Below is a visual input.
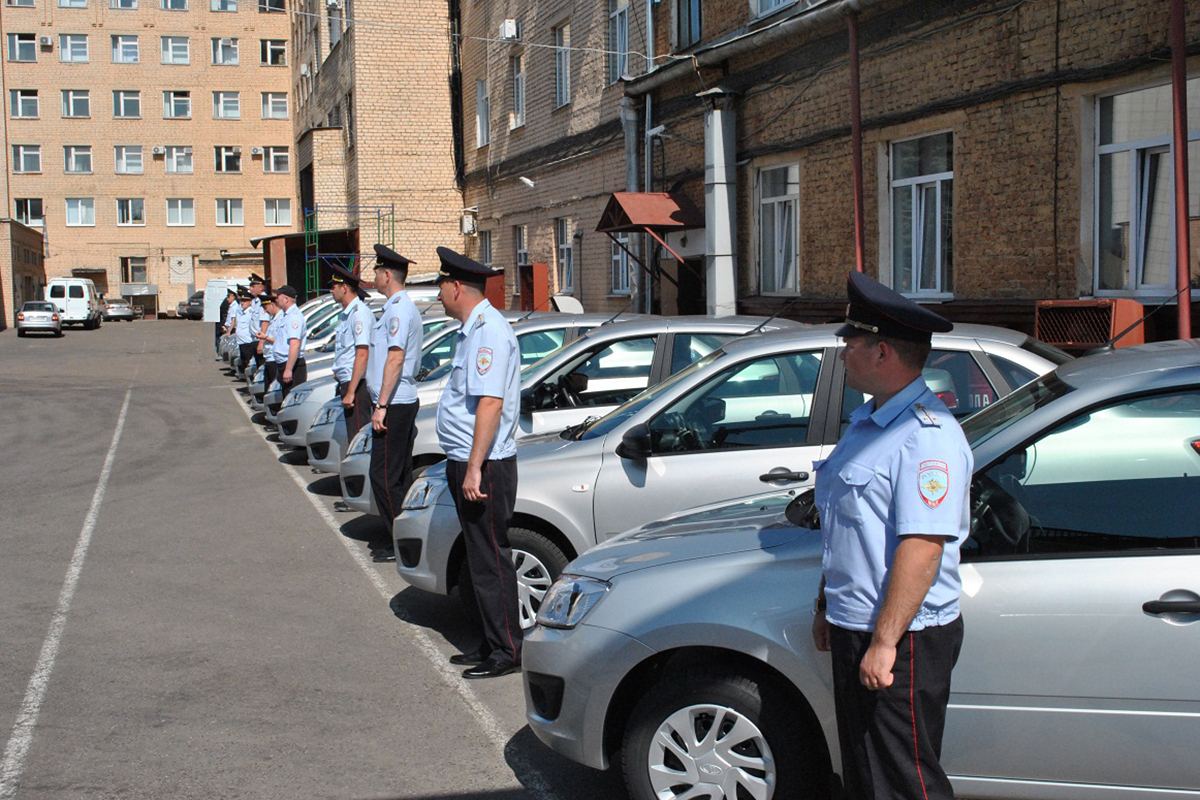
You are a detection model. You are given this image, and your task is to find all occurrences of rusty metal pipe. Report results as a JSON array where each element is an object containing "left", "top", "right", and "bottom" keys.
[
  {"left": 849, "top": 12, "right": 865, "bottom": 273},
  {"left": 1171, "top": 0, "right": 1193, "bottom": 338}
]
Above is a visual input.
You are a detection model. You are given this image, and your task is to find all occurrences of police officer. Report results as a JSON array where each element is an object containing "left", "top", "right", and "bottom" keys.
[
  {"left": 811, "top": 270, "right": 971, "bottom": 800},
  {"left": 329, "top": 263, "right": 373, "bottom": 445},
  {"left": 365, "top": 245, "right": 423, "bottom": 563},
  {"left": 232, "top": 290, "right": 256, "bottom": 377},
  {"left": 248, "top": 273, "right": 269, "bottom": 371},
  {"left": 434, "top": 247, "right": 522, "bottom": 680},
  {"left": 256, "top": 292, "right": 281, "bottom": 391},
  {"left": 272, "top": 285, "right": 307, "bottom": 400},
  {"left": 217, "top": 287, "right": 235, "bottom": 357}
]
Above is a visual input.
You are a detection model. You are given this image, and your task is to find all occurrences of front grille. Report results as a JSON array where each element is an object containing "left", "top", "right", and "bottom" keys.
[
  {"left": 311, "top": 442, "right": 330, "bottom": 460},
  {"left": 344, "top": 475, "right": 365, "bottom": 498},
  {"left": 527, "top": 672, "right": 565, "bottom": 721},
  {"left": 396, "top": 538, "right": 423, "bottom": 568}
]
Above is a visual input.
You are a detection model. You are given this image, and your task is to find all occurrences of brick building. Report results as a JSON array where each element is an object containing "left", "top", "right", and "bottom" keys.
[
  {"left": 0, "top": 219, "right": 47, "bottom": 329},
  {"left": 617, "top": 0, "right": 1200, "bottom": 338},
  {"left": 0, "top": 0, "right": 295, "bottom": 316}
]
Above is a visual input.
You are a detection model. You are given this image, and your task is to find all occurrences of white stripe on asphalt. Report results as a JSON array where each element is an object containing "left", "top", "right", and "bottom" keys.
[
  {"left": 0, "top": 389, "right": 133, "bottom": 800},
  {"left": 230, "top": 388, "right": 558, "bottom": 800}
]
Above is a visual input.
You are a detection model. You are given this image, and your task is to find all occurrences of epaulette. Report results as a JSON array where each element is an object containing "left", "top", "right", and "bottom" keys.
[{"left": 910, "top": 402, "right": 942, "bottom": 427}]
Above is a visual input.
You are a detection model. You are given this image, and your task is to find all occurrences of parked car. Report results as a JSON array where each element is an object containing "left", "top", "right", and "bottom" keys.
[
  {"left": 393, "top": 323, "right": 1068, "bottom": 629},
  {"left": 16, "top": 301, "right": 63, "bottom": 337},
  {"left": 46, "top": 277, "right": 102, "bottom": 329},
  {"left": 521, "top": 338, "right": 1200, "bottom": 800},
  {"left": 177, "top": 291, "right": 206, "bottom": 320},
  {"left": 101, "top": 298, "right": 136, "bottom": 321}
]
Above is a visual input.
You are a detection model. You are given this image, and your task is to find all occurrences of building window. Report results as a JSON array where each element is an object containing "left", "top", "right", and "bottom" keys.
[
  {"left": 264, "top": 198, "right": 290, "bottom": 226},
  {"left": 10, "top": 89, "right": 38, "bottom": 119},
  {"left": 216, "top": 198, "right": 243, "bottom": 226},
  {"left": 62, "top": 89, "right": 89, "bottom": 117},
  {"left": 213, "top": 91, "right": 240, "bottom": 119},
  {"left": 113, "top": 90, "right": 141, "bottom": 118},
  {"left": 121, "top": 256, "right": 147, "bottom": 282},
  {"left": 111, "top": 35, "right": 138, "bottom": 63},
  {"left": 475, "top": 80, "right": 490, "bottom": 148},
  {"left": 60, "top": 0, "right": 86, "bottom": 6},
  {"left": 15, "top": 198, "right": 44, "bottom": 227},
  {"left": 210, "top": 0, "right": 235, "bottom": 9},
  {"left": 756, "top": 0, "right": 794, "bottom": 16},
  {"left": 8, "top": 34, "right": 37, "bottom": 62},
  {"left": 1095, "top": 80, "right": 1200, "bottom": 294},
  {"left": 556, "top": 218, "right": 575, "bottom": 293},
  {"left": 8, "top": 0, "right": 35, "bottom": 6},
  {"left": 608, "top": 0, "right": 628, "bottom": 84},
  {"left": 328, "top": 3, "right": 342, "bottom": 48},
  {"left": 166, "top": 198, "right": 194, "bottom": 226},
  {"left": 264, "top": 146, "right": 289, "bottom": 173},
  {"left": 60, "top": 34, "right": 88, "bottom": 62},
  {"left": 165, "top": 145, "right": 192, "bottom": 173},
  {"left": 478, "top": 230, "right": 493, "bottom": 266},
  {"left": 115, "top": 145, "right": 143, "bottom": 174},
  {"left": 161, "top": 36, "right": 189, "bottom": 64},
  {"left": 164, "top": 90, "right": 191, "bottom": 119},
  {"left": 260, "top": 39, "right": 285, "bottom": 65},
  {"left": 554, "top": 25, "right": 570, "bottom": 108},
  {"left": 111, "top": 0, "right": 136, "bottom": 9},
  {"left": 510, "top": 52, "right": 525, "bottom": 129},
  {"left": 611, "top": 233, "right": 632, "bottom": 295},
  {"left": 64, "top": 145, "right": 92, "bottom": 173},
  {"left": 890, "top": 132, "right": 953, "bottom": 296},
  {"left": 116, "top": 198, "right": 145, "bottom": 226},
  {"left": 215, "top": 146, "right": 241, "bottom": 172},
  {"left": 257, "top": 0, "right": 283, "bottom": 11},
  {"left": 262, "top": 92, "right": 288, "bottom": 119},
  {"left": 12, "top": 144, "right": 40, "bottom": 173},
  {"left": 344, "top": 92, "right": 354, "bottom": 146},
  {"left": 160, "top": 0, "right": 187, "bottom": 8},
  {"left": 758, "top": 164, "right": 799, "bottom": 294},
  {"left": 515, "top": 224, "right": 529, "bottom": 268},
  {"left": 211, "top": 37, "right": 238, "bottom": 64},
  {"left": 676, "top": 0, "right": 701, "bottom": 50},
  {"left": 65, "top": 198, "right": 95, "bottom": 226}
]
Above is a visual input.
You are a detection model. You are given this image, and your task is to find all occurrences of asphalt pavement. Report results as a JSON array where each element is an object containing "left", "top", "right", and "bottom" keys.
[{"left": 0, "top": 319, "right": 624, "bottom": 799}]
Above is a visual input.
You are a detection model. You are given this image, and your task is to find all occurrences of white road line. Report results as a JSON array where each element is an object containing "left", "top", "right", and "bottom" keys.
[
  {"left": 230, "top": 388, "right": 558, "bottom": 800},
  {"left": 0, "top": 389, "right": 133, "bottom": 800}
]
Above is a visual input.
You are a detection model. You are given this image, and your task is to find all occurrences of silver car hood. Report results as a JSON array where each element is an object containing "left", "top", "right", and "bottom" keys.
[
  {"left": 566, "top": 492, "right": 813, "bottom": 581},
  {"left": 513, "top": 430, "right": 577, "bottom": 458}
]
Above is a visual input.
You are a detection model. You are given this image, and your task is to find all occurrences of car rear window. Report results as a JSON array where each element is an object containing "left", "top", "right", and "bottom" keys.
[
  {"left": 50, "top": 285, "right": 65, "bottom": 298},
  {"left": 961, "top": 373, "right": 1071, "bottom": 449},
  {"left": 24, "top": 302, "right": 54, "bottom": 311},
  {"left": 69, "top": 286, "right": 84, "bottom": 298}
]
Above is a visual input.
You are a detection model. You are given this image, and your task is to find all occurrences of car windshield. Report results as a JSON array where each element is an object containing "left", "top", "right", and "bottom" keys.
[
  {"left": 961, "top": 371, "right": 1072, "bottom": 449},
  {"left": 23, "top": 302, "right": 54, "bottom": 311},
  {"left": 573, "top": 350, "right": 726, "bottom": 441},
  {"left": 1021, "top": 336, "right": 1074, "bottom": 366}
]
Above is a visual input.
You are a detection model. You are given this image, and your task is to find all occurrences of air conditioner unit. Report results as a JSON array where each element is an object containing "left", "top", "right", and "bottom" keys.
[
  {"left": 151, "top": 146, "right": 165, "bottom": 155},
  {"left": 219, "top": 37, "right": 233, "bottom": 47},
  {"left": 230, "top": 146, "right": 242, "bottom": 154},
  {"left": 250, "top": 146, "right": 263, "bottom": 156},
  {"left": 326, "top": 0, "right": 341, "bottom": 8},
  {"left": 1035, "top": 298, "right": 1146, "bottom": 351},
  {"left": 499, "top": 19, "right": 520, "bottom": 40},
  {"left": 299, "top": 63, "right": 310, "bottom": 77},
  {"left": 39, "top": 36, "right": 52, "bottom": 48},
  {"left": 460, "top": 214, "right": 477, "bottom": 236}
]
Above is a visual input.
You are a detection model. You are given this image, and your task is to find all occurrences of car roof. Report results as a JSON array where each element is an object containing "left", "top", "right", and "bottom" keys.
[
  {"left": 568, "top": 315, "right": 804, "bottom": 339},
  {"left": 714, "top": 321, "right": 1046, "bottom": 359},
  {"left": 1055, "top": 338, "right": 1200, "bottom": 391}
]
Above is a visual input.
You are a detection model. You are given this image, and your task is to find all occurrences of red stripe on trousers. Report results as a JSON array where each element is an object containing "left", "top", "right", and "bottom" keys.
[{"left": 486, "top": 466, "right": 517, "bottom": 658}]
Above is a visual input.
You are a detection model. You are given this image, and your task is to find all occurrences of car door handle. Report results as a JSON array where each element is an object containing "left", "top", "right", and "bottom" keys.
[
  {"left": 759, "top": 469, "right": 809, "bottom": 483},
  {"left": 1142, "top": 600, "right": 1200, "bottom": 615}
]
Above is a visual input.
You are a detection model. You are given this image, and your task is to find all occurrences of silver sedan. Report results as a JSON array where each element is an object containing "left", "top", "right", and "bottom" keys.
[{"left": 16, "top": 301, "right": 63, "bottom": 337}]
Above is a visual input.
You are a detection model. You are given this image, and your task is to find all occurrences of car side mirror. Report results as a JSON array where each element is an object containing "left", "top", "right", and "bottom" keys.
[{"left": 615, "top": 423, "right": 652, "bottom": 461}]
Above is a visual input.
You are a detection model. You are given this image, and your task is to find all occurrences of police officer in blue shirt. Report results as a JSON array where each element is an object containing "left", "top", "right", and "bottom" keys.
[
  {"left": 232, "top": 290, "right": 255, "bottom": 375},
  {"left": 247, "top": 273, "right": 269, "bottom": 371},
  {"left": 811, "top": 270, "right": 971, "bottom": 800},
  {"left": 366, "top": 245, "right": 423, "bottom": 563},
  {"left": 272, "top": 285, "right": 307, "bottom": 400},
  {"left": 434, "top": 247, "right": 522, "bottom": 680},
  {"left": 256, "top": 292, "right": 281, "bottom": 391},
  {"left": 328, "top": 263, "right": 373, "bottom": 440}
]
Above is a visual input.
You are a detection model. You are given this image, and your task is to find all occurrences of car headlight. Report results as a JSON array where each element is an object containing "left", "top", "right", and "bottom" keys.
[
  {"left": 402, "top": 477, "right": 438, "bottom": 510},
  {"left": 535, "top": 576, "right": 610, "bottom": 629},
  {"left": 347, "top": 428, "right": 373, "bottom": 455},
  {"left": 281, "top": 389, "right": 311, "bottom": 409},
  {"left": 311, "top": 406, "right": 340, "bottom": 428}
]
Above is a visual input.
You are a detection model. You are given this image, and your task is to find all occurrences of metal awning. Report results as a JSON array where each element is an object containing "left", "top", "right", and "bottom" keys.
[
  {"left": 596, "top": 192, "right": 704, "bottom": 289},
  {"left": 249, "top": 226, "right": 357, "bottom": 248}
]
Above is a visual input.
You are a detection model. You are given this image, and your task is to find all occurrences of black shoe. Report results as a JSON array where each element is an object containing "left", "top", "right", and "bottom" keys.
[
  {"left": 462, "top": 658, "right": 520, "bottom": 679},
  {"left": 333, "top": 501, "right": 352, "bottom": 512},
  {"left": 449, "top": 651, "right": 487, "bottom": 667},
  {"left": 371, "top": 548, "right": 396, "bottom": 563}
]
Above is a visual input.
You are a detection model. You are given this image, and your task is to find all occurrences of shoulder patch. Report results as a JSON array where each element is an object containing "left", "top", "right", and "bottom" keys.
[
  {"left": 291, "top": 320, "right": 300, "bottom": 329},
  {"left": 476, "top": 347, "right": 493, "bottom": 375},
  {"left": 387, "top": 317, "right": 400, "bottom": 336},
  {"left": 918, "top": 459, "right": 950, "bottom": 508},
  {"left": 354, "top": 320, "right": 363, "bottom": 335},
  {"left": 911, "top": 402, "right": 942, "bottom": 427}
]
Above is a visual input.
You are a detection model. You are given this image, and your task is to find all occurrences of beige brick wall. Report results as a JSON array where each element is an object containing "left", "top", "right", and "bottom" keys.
[
  {"left": 1, "top": 0, "right": 295, "bottom": 313},
  {"left": 0, "top": 220, "right": 47, "bottom": 328}
]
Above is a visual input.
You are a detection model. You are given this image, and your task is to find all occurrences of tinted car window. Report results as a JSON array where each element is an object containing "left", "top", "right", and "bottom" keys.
[
  {"left": 966, "top": 390, "right": 1200, "bottom": 560},
  {"left": 420, "top": 330, "right": 458, "bottom": 376},
  {"left": 990, "top": 354, "right": 1039, "bottom": 391},
  {"left": 69, "top": 285, "right": 84, "bottom": 298},
  {"left": 648, "top": 351, "right": 823, "bottom": 453},
  {"left": 50, "top": 285, "right": 65, "bottom": 298},
  {"left": 518, "top": 328, "right": 566, "bottom": 367},
  {"left": 670, "top": 333, "right": 735, "bottom": 374}
]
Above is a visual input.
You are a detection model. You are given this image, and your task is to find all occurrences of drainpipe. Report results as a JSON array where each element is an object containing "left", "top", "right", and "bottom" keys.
[
  {"left": 701, "top": 87, "right": 737, "bottom": 317},
  {"left": 848, "top": 12, "right": 865, "bottom": 273},
  {"left": 1171, "top": 0, "right": 1193, "bottom": 338},
  {"left": 642, "top": 0, "right": 657, "bottom": 313},
  {"left": 620, "top": 96, "right": 644, "bottom": 311}
]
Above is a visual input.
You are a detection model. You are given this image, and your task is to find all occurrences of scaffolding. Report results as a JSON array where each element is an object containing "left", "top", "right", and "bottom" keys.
[{"left": 302, "top": 204, "right": 396, "bottom": 293}]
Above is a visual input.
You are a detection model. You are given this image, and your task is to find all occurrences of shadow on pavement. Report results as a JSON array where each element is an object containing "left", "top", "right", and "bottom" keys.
[
  {"left": 251, "top": 411, "right": 269, "bottom": 425},
  {"left": 307, "top": 474, "right": 343, "bottom": 496},
  {"left": 278, "top": 447, "right": 308, "bottom": 466},
  {"left": 389, "top": 588, "right": 480, "bottom": 655},
  {"left": 506, "top": 726, "right": 628, "bottom": 800}
]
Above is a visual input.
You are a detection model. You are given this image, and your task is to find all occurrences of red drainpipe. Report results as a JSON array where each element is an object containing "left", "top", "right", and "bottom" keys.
[
  {"left": 849, "top": 12, "right": 866, "bottom": 273},
  {"left": 1171, "top": 0, "right": 1193, "bottom": 338}
]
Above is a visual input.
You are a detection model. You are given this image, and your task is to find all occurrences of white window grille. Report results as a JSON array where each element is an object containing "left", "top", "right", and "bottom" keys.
[{"left": 890, "top": 132, "right": 953, "bottom": 296}]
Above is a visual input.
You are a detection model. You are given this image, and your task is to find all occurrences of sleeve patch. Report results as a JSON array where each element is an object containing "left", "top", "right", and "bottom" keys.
[
  {"left": 918, "top": 459, "right": 949, "bottom": 508},
  {"left": 476, "top": 347, "right": 493, "bottom": 374},
  {"left": 354, "top": 320, "right": 363, "bottom": 335},
  {"left": 387, "top": 317, "right": 400, "bottom": 336}
]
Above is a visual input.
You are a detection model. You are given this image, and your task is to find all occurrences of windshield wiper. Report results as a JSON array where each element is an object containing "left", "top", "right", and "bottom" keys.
[{"left": 561, "top": 415, "right": 601, "bottom": 440}]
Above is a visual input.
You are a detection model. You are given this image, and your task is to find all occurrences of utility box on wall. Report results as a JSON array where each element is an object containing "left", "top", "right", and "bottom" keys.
[
  {"left": 517, "top": 263, "right": 550, "bottom": 312},
  {"left": 1035, "top": 298, "right": 1145, "bottom": 351}
]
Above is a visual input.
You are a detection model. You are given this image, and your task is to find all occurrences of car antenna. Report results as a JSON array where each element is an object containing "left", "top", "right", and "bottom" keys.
[
  {"left": 1085, "top": 282, "right": 1192, "bottom": 356},
  {"left": 746, "top": 295, "right": 804, "bottom": 336},
  {"left": 602, "top": 296, "right": 635, "bottom": 326},
  {"left": 517, "top": 293, "right": 554, "bottom": 322}
]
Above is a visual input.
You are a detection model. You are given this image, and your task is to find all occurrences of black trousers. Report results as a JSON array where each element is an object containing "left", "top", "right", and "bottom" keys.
[
  {"left": 253, "top": 343, "right": 266, "bottom": 370},
  {"left": 214, "top": 322, "right": 222, "bottom": 351},
  {"left": 238, "top": 342, "right": 256, "bottom": 375},
  {"left": 263, "top": 361, "right": 277, "bottom": 395},
  {"left": 337, "top": 380, "right": 373, "bottom": 441},
  {"left": 446, "top": 458, "right": 522, "bottom": 665},
  {"left": 368, "top": 401, "right": 419, "bottom": 541},
  {"left": 279, "top": 358, "right": 307, "bottom": 401},
  {"left": 831, "top": 617, "right": 964, "bottom": 800}
]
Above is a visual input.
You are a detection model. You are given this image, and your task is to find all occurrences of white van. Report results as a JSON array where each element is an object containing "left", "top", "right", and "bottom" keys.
[{"left": 47, "top": 278, "right": 102, "bottom": 329}]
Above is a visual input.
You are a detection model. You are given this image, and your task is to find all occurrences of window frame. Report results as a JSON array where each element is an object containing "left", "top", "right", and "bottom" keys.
[
  {"left": 215, "top": 145, "right": 241, "bottom": 173},
  {"left": 260, "top": 38, "right": 286, "bottom": 65},
  {"left": 114, "top": 145, "right": 144, "bottom": 175},
  {"left": 15, "top": 198, "right": 44, "bottom": 227},
  {"left": 10, "top": 89, "right": 38, "bottom": 119},
  {"left": 8, "top": 33, "right": 37, "bottom": 62},
  {"left": 213, "top": 91, "right": 240, "bottom": 119},
  {"left": 556, "top": 218, "right": 575, "bottom": 294},
  {"left": 59, "top": 34, "right": 88, "bottom": 62},
  {"left": 165, "top": 145, "right": 193, "bottom": 174},
  {"left": 163, "top": 90, "right": 191, "bottom": 119},
  {"left": 264, "top": 145, "right": 289, "bottom": 173},
  {"left": 211, "top": 36, "right": 238, "bottom": 65},
  {"left": 607, "top": 0, "right": 628, "bottom": 85},
  {"left": 264, "top": 198, "right": 291, "bottom": 226},
  {"left": 12, "top": 144, "right": 40, "bottom": 173},
  {"left": 166, "top": 197, "right": 195, "bottom": 226},
  {"left": 757, "top": 162, "right": 801, "bottom": 295},
  {"left": 611, "top": 232, "right": 632, "bottom": 295},
  {"left": 161, "top": 35, "right": 190, "bottom": 64},
  {"left": 510, "top": 51, "right": 525, "bottom": 130},
  {"left": 478, "top": 230, "right": 493, "bottom": 267},
  {"left": 475, "top": 80, "right": 490, "bottom": 148},
  {"left": 65, "top": 197, "right": 95, "bottom": 226},
  {"left": 675, "top": 0, "right": 702, "bottom": 50},
  {"left": 261, "top": 92, "right": 288, "bottom": 119},
  {"left": 554, "top": 24, "right": 570, "bottom": 108},
  {"left": 112, "top": 89, "right": 141, "bottom": 119},
  {"left": 210, "top": 0, "right": 235, "bottom": 10},
  {"left": 116, "top": 197, "right": 146, "bottom": 226},
  {"left": 62, "top": 89, "right": 90, "bottom": 118},
  {"left": 64, "top": 144, "right": 92, "bottom": 174},
  {"left": 215, "top": 197, "right": 244, "bottom": 226},
  {"left": 111, "top": 34, "right": 139, "bottom": 63},
  {"left": 888, "top": 130, "right": 954, "bottom": 299}
]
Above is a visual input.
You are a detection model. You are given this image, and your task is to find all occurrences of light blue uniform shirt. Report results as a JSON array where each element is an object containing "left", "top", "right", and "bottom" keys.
[
  {"left": 249, "top": 296, "right": 263, "bottom": 332},
  {"left": 233, "top": 304, "right": 254, "bottom": 344},
  {"left": 223, "top": 302, "right": 236, "bottom": 328},
  {"left": 815, "top": 377, "right": 972, "bottom": 633},
  {"left": 366, "top": 290, "right": 422, "bottom": 405},
  {"left": 436, "top": 299, "right": 519, "bottom": 463},
  {"left": 272, "top": 303, "right": 306, "bottom": 363},
  {"left": 333, "top": 297, "right": 373, "bottom": 383},
  {"left": 263, "top": 310, "right": 282, "bottom": 359}
]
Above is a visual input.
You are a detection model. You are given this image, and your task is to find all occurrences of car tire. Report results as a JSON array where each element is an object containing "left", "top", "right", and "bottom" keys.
[
  {"left": 456, "top": 526, "right": 569, "bottom": 631},
  {"left": 55, "top": 329, "right": 63, "bottom": 337},
  {"left": 17, "top": 330, "right": 25, "bottom": 337},
  {"left": 622, "top": 668, "right": 822, "bottom": 800}
]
